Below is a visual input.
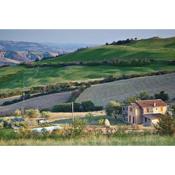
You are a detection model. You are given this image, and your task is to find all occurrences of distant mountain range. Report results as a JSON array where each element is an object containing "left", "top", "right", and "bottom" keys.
[
  {"left": 0, "top": 40, "right": 54, "bottom": 51},
  {"left": 0, "top": 40, "right": 95, "bottom": 66},
  {"left": 0, "top": 40, "right": 60, "bottom": 66}
]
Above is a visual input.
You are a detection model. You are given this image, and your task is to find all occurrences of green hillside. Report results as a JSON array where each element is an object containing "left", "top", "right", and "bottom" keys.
[
  {"left": 0, "top": 37, "right": 175, "bottom": 95},
  {"left": 126, "top": 37, "right": 175, "bottom": 48},
  {"left": 38, "top": 37, "right": 175, "bottom": 64}
]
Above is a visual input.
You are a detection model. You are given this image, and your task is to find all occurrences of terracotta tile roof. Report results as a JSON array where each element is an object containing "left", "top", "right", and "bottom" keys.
[{"left": 136, "top": 99, "right": 167, "bottom": 108}]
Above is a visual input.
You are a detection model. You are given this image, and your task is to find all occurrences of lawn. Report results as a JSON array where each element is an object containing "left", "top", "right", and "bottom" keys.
[{"left": 0, "top": 64, "right": 175, "bottom": 92}]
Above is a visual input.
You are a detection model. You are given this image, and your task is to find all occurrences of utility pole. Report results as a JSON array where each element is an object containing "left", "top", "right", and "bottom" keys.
[{"left": 72, "top": 101, "right": 74, "bottom": 121}]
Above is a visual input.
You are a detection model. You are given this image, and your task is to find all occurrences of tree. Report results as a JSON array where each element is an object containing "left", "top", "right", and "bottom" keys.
[
  {"left": 172, "top": 105, "right": 175, "bottom": 115},
  {"left": 123, "top": 96, "right": 139, "bottom": 105},
  {"left": 137, "top": 91, "right": 150, "bottom": 100},
  {"left": 154, "top": 114, "right": 175, "bottom": 135},
  {"left": 81, "top": 101, "right": 95, "bottom": 111},
  {"left": 105, "top": 100, "right": 122, "bottom": 119},
  {"left": 154, "top": 91, "right": 169, "bottom": 101},
  {"left": 25, "top": 109, "right": 41, "bottom": 118}
]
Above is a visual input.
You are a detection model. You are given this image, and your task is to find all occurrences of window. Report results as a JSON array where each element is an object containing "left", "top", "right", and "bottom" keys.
[
  {"left": 129, "top": 115, "right": 131, "bottom": 122},
  {"left": 144, "top": 117, "right": 147, "bottom": 123},
  {"left": 146, "top": 108, "right": 149, "bottom": 113},
  {"left": 133, "top": 117, "right": 135, "bottom": 124}
]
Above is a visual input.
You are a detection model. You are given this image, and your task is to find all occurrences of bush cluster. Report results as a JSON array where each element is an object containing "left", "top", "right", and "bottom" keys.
[
  {"left": 154, "top": 114, "right": 175, "bottom": 135},
  {"left": 52, "top": 101, "right": 103, "bottom": 112},
  {"left": 106, "top": 38, "right": 137, "bottom": 45}
]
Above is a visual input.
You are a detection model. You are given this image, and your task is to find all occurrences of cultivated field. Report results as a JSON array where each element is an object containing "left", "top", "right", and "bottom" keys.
[
  {"left": 76, "top": 73, "right": 175, "bottom": 106},
  {"left": 0, "top": 91, "right": 72, "bottom": 116},
  {"left": 1, "top": 37, "right": 175, "bottom": 92},
  {"left": 1, "top": 64, "right": 175, "bottom": 92},
  {"left": 0, "top": 95, "right": 20, "bottom": 105}
]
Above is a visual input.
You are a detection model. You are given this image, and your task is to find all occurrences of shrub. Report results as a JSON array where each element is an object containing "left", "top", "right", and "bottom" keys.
[
  {"left": 70, "top": 118, "right": 87, "bottom": 137},
  {"left": 85, "top": 113, "right": 94, "bottom": 122},
  {"left": 105, "top": 101, "right": 122, "bottom": 119},
  {"left": 0, "top": 129, "right": 18, "bottom": 140},
  {"left": 154, "top": 91, "right": 169, "bottom": 101},
  {"left": 62, "top": 118, "right": 87, "bottom": 138},
  {"left": 41, "top": 111, "right": 50, "bottom": 119},
  {"left": 25, "top": 109, "right": 41, "bottom": 118},
  {"left": 81, "top": 101, "right": 95, "bottom": 111},
  {"left": 3, "top": 119, "right": 12, "bottom": 129},
  {"left": 154, "top": 114, "right": 175, "bottom": 135},
  {"left": 52, "top": 101, "right": 103, "bottom": 112},
  {"left": 17, "top": 122, "right": 28, "bottom": 129},
  {"left": 14, "top": 109, "right": 22, "bottom": 116},
  {"left": 123, "top": 96, "right": 140, "bottom": 105},
  {"left": 0, "top": 123, "right": 4, "bottom": 129},
  {"left": 52, "top": 103, "right": 75, "bottom": 112},
  {"left": 137, "top": 91, "right": 151, "bottom": 100},
  {"left": 172, "top": 105, "right": 175, "bottom": 115},
  {"left": 98, "top": 118, "right": 105, "bottom": 125}
]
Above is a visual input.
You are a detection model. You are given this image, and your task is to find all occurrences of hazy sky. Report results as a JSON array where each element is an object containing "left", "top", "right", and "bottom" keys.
[{"left": 0, "top": 29, "right": 175, "bottom": 44}]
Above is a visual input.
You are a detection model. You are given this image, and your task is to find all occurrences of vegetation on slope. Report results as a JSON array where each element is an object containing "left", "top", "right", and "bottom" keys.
[
  {"left": 0, "top": 64, "right": 175, "bottom": 93},
  {"left": 38, "top": 37, "right": 175, "bottom": 64},
  {"left": 0, "top": 37, "right": 175, "bottom": 96}
]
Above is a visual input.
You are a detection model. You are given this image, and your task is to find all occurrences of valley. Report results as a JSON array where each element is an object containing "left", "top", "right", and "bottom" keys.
[{"left": 0, "top": 35, "right": 175, "bottom": 145}]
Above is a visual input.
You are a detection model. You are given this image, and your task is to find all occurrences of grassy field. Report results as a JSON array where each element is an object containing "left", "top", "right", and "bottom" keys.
[
  {"left": 76, "top": 73, "right": 175, "bottom": 106},
  {"left": 38, "top": 37, "right": 175, "bottom": 64},
  {"left": 0, "top": 134, "right": 175, "bottom": 145},
  {"left": 0, "top": 64, "right": 175, "bottom": 92},
  {"left": 0, "top": 37, "right": 175, "bottom": 93}
]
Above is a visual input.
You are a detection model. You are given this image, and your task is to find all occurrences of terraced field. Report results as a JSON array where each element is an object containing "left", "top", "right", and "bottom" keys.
[
  {"left": 0, "top": 91, "right": 72, "bottom": 116},
  {"left": 76, "top": 73, "right": 175, "bottom": 106}
]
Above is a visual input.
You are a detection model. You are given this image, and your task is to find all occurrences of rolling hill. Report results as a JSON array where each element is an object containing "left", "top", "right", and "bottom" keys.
[
  {"left": 76, "top": 73, "right": 175, "bottom": 106},
  {"left": 38, "top": 37, "right": 175, "bottom": 64},
  {"left": 0, "top": 37, "right": 175, "bottom": 95},
  {"left": 0, "top": 40, "right": 60, "bottom": 66},
  {"left": 0, "top": 40, "right": 55, "bottom": 51}
]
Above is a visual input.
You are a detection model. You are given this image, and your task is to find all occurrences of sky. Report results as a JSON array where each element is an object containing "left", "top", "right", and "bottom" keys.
[{"left": 0, "top": 29, "right": 175, "bottom": 44}]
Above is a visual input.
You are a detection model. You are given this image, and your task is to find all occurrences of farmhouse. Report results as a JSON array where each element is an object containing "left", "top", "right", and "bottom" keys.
[{"left": 128, "top": 99, "right": 167, "bottom": 126}]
